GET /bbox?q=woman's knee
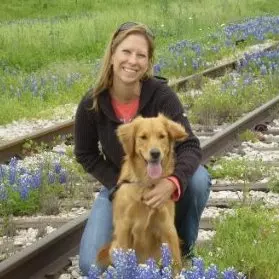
[187,165,212,197]
[78,185,112,275]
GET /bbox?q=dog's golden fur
[97,114,188,268]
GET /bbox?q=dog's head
[116,114,188,179]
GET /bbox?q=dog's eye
[140,135,147,140]
[159,134,166,139]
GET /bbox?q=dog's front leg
[110,223,133,253]
[161,226,182,270]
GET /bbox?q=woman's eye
[123,49,130,54]
[137,53,146,58]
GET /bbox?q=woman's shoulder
[78,88,94,108]
[143,76,172,95]
[145,75,169,87]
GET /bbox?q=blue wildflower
[0,183,7,201]
[160,243,172,268]
[59,169,67,184]
[88,265,102,279]
[18,174,30,200]
[48,171,56,184]
[9,167,17,185]
[31,170,42,189]
[54,161,62,174]
[102,265,117,278]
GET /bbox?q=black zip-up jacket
[74,77,202,198]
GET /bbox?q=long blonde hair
[91,22,155,111]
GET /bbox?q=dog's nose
[150,148,161,160]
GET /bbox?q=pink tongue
[147,162,162,179]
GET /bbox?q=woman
[74,22,211,275]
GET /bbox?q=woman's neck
[110,81,141,103]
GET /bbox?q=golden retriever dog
[98,113,188,270]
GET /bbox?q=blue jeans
[79,165,211,275]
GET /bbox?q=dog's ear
[159,113,188,142]
[117,117,142,155]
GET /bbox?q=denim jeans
[79,165,211,275]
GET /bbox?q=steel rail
[201,95,279,163]
[0,120,74,164]
[169,41,279,91]
[0,95,278,279]
[0,41,278,164]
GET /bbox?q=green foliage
[208,157,271,181]
[22,140,50,156]
[0,183,66,216]
[0,187,41,216]
[238,130,259,143]
[189,74,279,125]
[269,176,279,193]
[198,207,279,278]
[1,1,279,123]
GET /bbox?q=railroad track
[1,96,278,279]
[0,43,279,278]
[1,41,278,164]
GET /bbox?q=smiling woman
[74,21,212,276]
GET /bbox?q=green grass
[1,0,279,124]
[184,73,279,125]
[197,206,279,278]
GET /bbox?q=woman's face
[111,33,149,86]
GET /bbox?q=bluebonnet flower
[205,264,218,278]
[192,59,199,71]
[0,165,6,183]
[222,267,246,279]
[88,245,246,278]
[102,265,117,278]
[136,264,155,278]
[54,161,62,174]
[161,266,172,279]
[160,243,172,268]
[9,157,18,168]
[59,169,67,184]
[153,64,162,75]
[237,48,279,75]
[211,45,220,53]
[145,258,161,278]
[48,171,56,184]
[0,183,7,201]
[87,265,102,279]
[192,257,205,277]
[31,169,42,189]
[18,174,30,200]
[111,248,138,278]
[9,166,17,185]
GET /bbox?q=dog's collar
[108,180,130,201]
[108,179,154,201]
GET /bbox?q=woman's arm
[74,96,119,189]
[158,83,202,194]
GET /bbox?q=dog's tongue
[147,162,162,179]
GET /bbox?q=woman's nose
[127,53,137,64]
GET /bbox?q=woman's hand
[142,178,176,209]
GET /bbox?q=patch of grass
[208,157,271,181]
[269,176,279,193]
[1,0,279,71]
[197,206,279,279]
[189,73,279,125]
[0,64,92,124]
[0,148,90,217]
[238,130,259,143]
[1,1,279,123]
